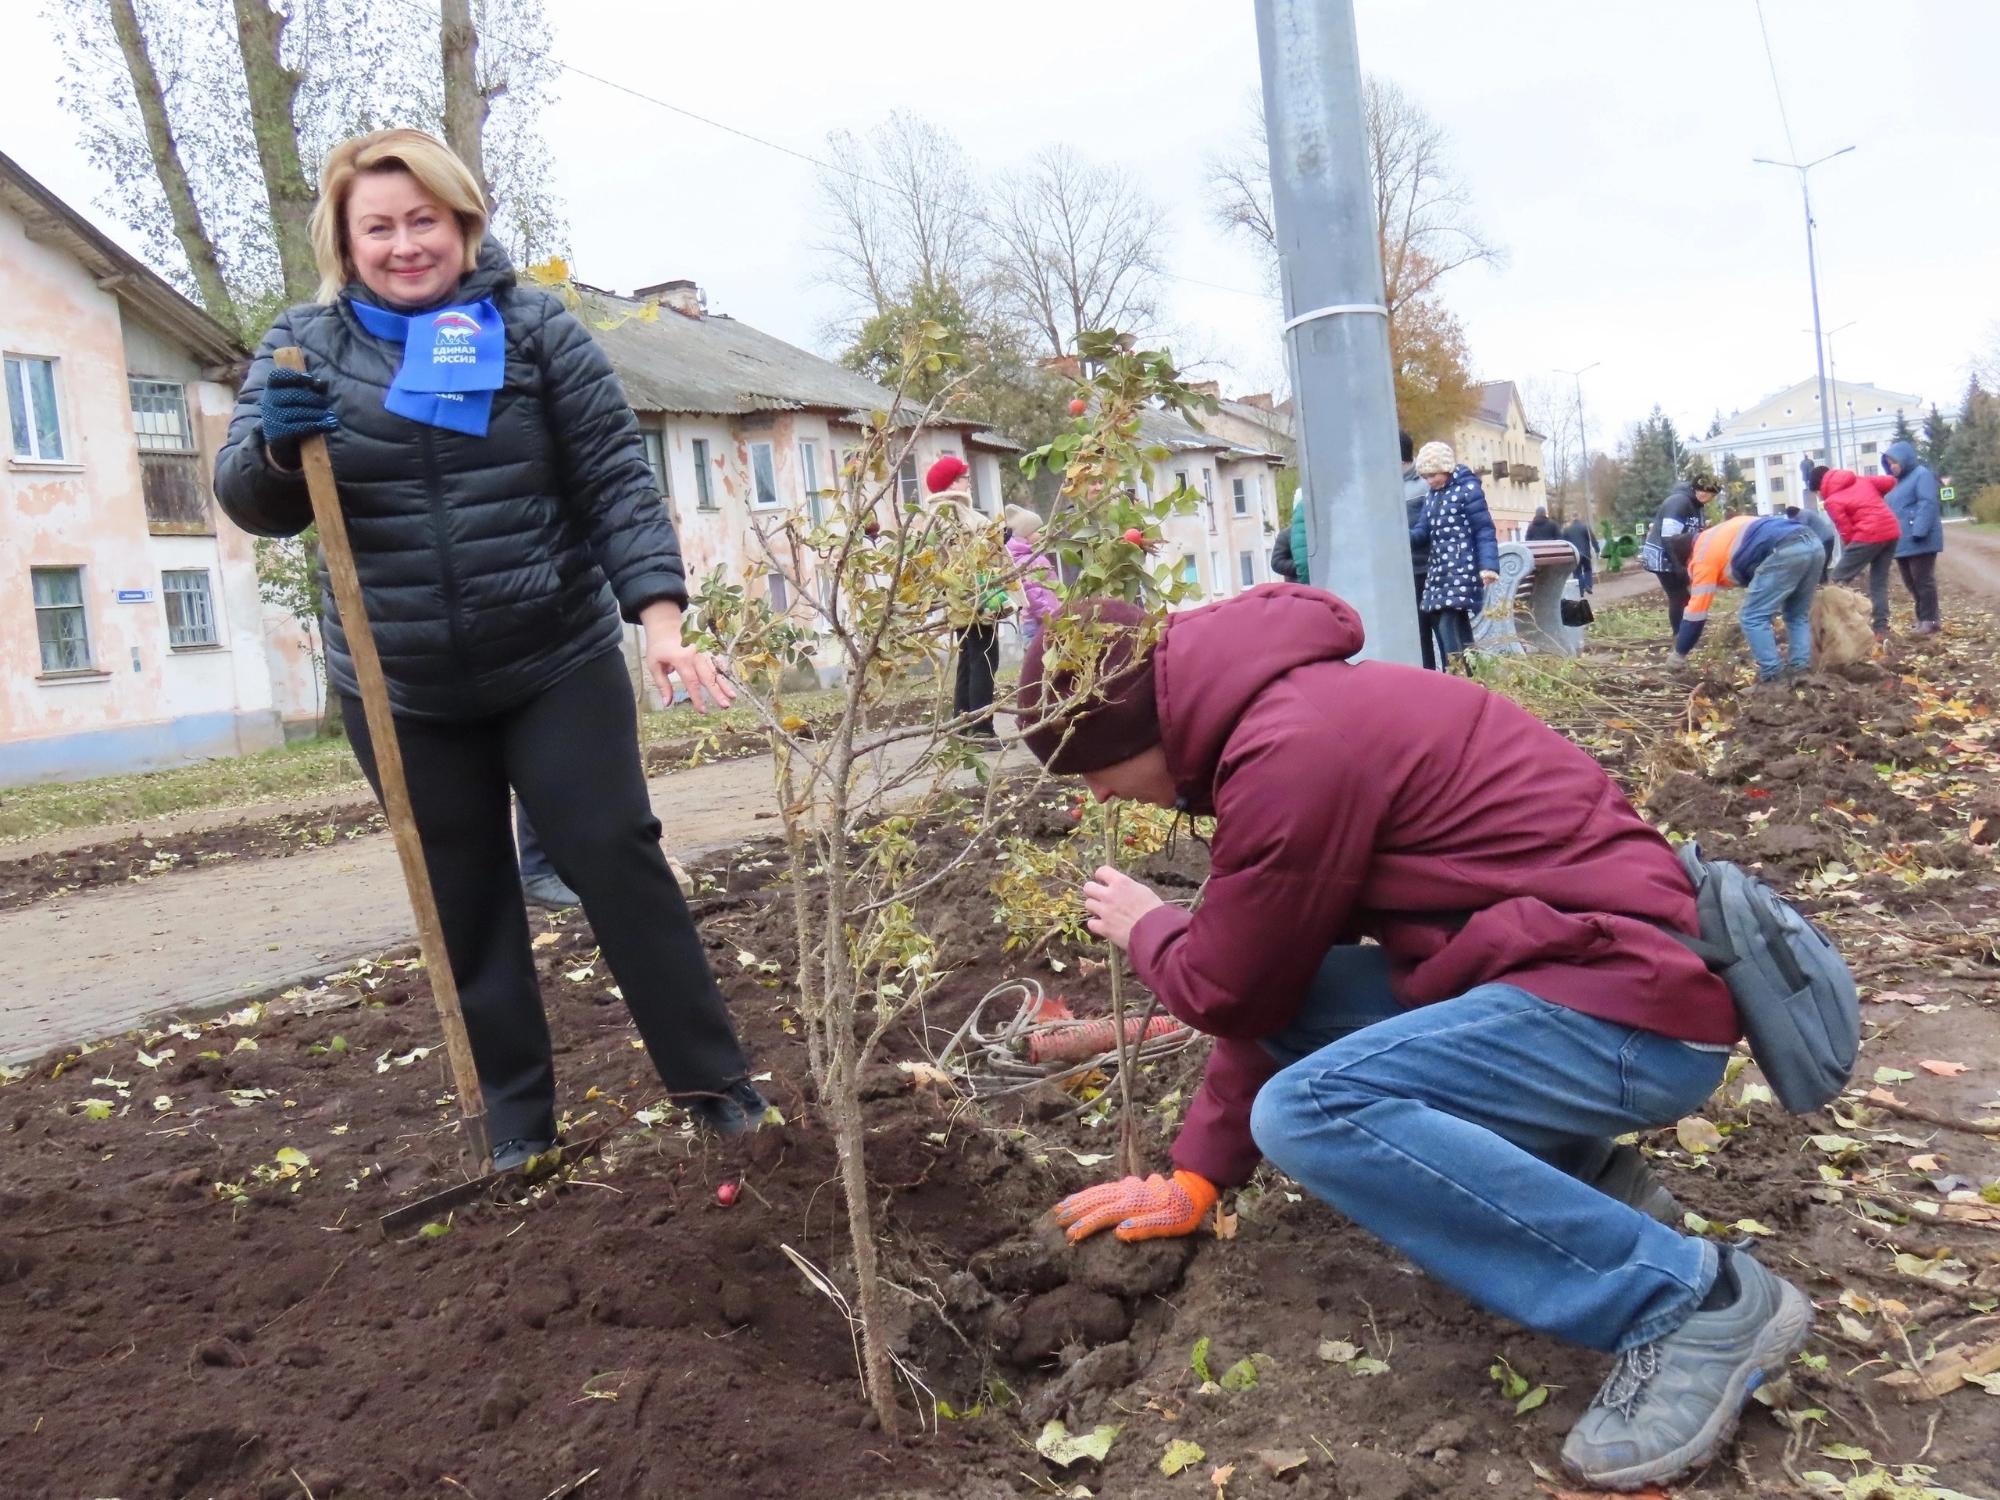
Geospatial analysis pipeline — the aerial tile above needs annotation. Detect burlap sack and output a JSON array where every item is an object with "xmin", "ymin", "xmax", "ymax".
[{"xmin": 1811, "ymin": 585, "xmax": 1876, "ymax": 669}]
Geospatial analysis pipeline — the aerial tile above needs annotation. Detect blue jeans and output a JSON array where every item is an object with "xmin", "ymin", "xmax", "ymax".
[
  {"xmin": 1248, "ymin": 946, "xmax": 1725, "ymax": 1353},
  {"xmin": 1739, "ymin": 532, "xmax": 1821, "ymax": 680},
  {"xmin": 515, "ymin": 799, "xmax": 557, "ymax": 884}
]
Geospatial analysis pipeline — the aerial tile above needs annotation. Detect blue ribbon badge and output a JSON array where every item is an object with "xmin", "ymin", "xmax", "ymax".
[{"xmin": 349, "ymin": 297, "xmax": 506, "ymax": 436}]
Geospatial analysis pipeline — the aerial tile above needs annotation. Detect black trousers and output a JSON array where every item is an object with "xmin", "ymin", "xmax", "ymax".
[
  {"xmin": 1656, "ymin": 573, "xmax": 1692, "ymax": 633},
  {"xmin": 1419, "ymin": 607, "xmax": 1474, "ymax": 669},
  {"xmin": 1830, "ymin": 539, "xmax": 1895, "ymax": 632},
  {"xmin": 1897, "ymin": 553, "xmax": 1940, "ymax": 627},
  {"xmin": 954, "ymin": 624, "xmax": 999, "ymax": 735},
  {"xmin": 341, "ymin": 649, "xmax": 749, "ymax": 1144}
]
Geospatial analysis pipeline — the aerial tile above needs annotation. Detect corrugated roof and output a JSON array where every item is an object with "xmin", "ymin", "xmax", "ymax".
[
  {"xmin": 1139, "ymin": 405, "xmax": 1285, "ymax": 462},
  {"xmin": 586, "ymin": 293, "xmax": 1013, "ymax": 450}
]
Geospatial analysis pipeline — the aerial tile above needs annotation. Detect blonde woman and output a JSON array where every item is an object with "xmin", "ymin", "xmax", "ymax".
[{"xmin": 215, "ymin": 129, "xmax": 767, "ymax": 1165}]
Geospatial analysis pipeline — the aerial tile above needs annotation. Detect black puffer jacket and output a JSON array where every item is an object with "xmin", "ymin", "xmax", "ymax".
[{"xmin": 215, "ymin": 241, "xmax": 684, "ymax": 720}]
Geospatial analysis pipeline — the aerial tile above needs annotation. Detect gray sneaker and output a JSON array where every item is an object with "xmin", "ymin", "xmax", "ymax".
[
  {"xmin": 522, "ymin": 872, "xmax": 580, "ymax": 909},
  {"xmin": 1590, "ymin": 1144, "xmax": 1683, "ymax": 1225},
  {"xmin": 1562, "ymin": 1249, "xmax": 1812, "ymax": 1491}
]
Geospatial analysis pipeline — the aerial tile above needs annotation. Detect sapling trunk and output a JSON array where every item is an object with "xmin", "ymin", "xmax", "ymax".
[{"xmin": 1104, "ymin": 811, "xmax": 1141, "ymax": 1179}]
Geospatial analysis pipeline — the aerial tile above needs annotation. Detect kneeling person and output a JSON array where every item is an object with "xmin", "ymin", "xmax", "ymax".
[{"xmin": 1019, "ymin": 587, "xmax": 1811, "ymax": 1491}]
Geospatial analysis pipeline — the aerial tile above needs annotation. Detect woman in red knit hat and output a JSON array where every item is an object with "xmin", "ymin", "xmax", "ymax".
[{"xmin": 924, "ymin": 454, "xmax": 1006, "ymax": 738}]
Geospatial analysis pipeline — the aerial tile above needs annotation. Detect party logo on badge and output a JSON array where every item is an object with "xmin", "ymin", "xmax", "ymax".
[{"xmin": 431, "ymin": 308, "xmax": 482, "ymax": 364}]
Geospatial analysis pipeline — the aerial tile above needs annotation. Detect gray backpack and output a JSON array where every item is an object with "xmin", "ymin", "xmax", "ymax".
[{"xmin": 1668, "ymin": 842, "xmax": 1859, "ymax": 1114}]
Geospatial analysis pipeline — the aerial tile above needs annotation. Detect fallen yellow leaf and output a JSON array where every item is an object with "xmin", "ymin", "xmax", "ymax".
[{"xmin": 1920, "ymin": 1059, "xmax": 1970, "ymax": 1077}]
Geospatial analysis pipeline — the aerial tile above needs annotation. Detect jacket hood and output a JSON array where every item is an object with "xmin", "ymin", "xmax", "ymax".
[
  {"xmin": 345, "ymin": 235, "xmax": 518, "ymax": 314},
  {"xmin": 1156, "ymin": 584, "xmax": 1366, "ymax": 810},
  {"xmin": 1819, "ymin": 468, "xmax": 1861, "ymax": 497},
  {"xmin": 1664, "ymin": 479, "xmax": 1696, "ymax": 506},
  {"xmin": 1884, "ymin": 439, "xmax": 1922, "ymax": 474}
]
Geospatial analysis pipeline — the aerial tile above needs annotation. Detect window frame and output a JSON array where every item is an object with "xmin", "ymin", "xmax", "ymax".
[
  {"xmin": 749, "ymin": 441, "xmax": 780, "ymax": 509},
  {"xmin": 768, "ymin": 571, "xmax": 790, "ymax": 614},
  {"xmin": 1209, "ymin": 547, "xmax": 1227, "ymax": 595},
  {"xmin": 6, "ymin": 353, "xmax": 68, "ymax": 463},
  {"xmin": 799, "ymin": 439, "xmax": 823, "ymax": 526},
  {"xmin": 1231, "ymin": 476, "xmax": 1248, "ymax": 516},
  {"xmin": 691, "ymin": 437, "xmax": 716, "ymax": 510},
  {"xmin": 128, "ymin": 377, "xmax": 195, "ymax": 454},
  {"xmin": 31, "ymin": 565, "xmax": 93, "ymax": 673},
  {"xmin": 896, "ymin": 454, "xmax": 920, "ymax": 505},
  {"xmin": 640, "ymin": 428, "xmax": 672, "ymax": 501},
  {"xmin": 1238, "ymin": 550, "xmax": 1256, "ymax": 587},
  {"xmin": 161, "ymin": 567, "xmax": 220, "ymax": 649}
]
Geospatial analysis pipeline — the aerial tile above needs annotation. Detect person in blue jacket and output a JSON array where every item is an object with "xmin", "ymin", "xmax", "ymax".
[
  {"xmin": 1881, "ymin": 439, "xmax": 1943, "ymax": 634},
  {"xmin": 1409, "ymin": 441, "xmax": 1500, "ymax": 666}
]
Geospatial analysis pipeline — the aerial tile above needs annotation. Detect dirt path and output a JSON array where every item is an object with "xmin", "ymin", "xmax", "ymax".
[
  {"xmin": 1940, "ymin": 517, "xmax": 2000, "ymax": 596},
  {"xmin": 0, "ymin": 735, "xmax": 985, "ymax": 1064}
]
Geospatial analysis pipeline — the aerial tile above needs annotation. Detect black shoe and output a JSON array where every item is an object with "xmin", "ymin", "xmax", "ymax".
[
  {"xmin": 683, "ymin": 1078, "xmax": 774, "ymax": 1138},
  {"xmin": 492, "ymin": 1136, "xmax": 555, "ymax": 1171},
  {"xmin": 522, "ymin": 872, "xmax": 580, "ymax": 909}
]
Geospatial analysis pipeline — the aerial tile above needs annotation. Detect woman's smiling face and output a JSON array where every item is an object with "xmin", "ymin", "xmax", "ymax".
[{"xmin": 345, "ymin": 169, "xmax": 466, "ymax": 310}]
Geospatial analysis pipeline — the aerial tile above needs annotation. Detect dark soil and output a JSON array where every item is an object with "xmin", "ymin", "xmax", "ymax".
[
  {"xmin": 3, "ymin": 605, "xmax": 1999, "ymax": 1498},
  {"xmin": 0, "ymin": 806, "xmax": 386, "ymax": 913}
]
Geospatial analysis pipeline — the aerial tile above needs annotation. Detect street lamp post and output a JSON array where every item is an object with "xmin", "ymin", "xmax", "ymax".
[
  {"xmin": 1556, "ymin": 362, "xmax": 1600, "ymax": 527},
  {"xmin": 1255, "ymin": 0, "xmax": 1420, "ymax": 664},
  {"xmin": 1756, "ymin": 145, "xmax": 1855, "ymax": 510},
  {"xmin": 1806, "ymin": 320, "xmax": 1858, "ymax": 468}
]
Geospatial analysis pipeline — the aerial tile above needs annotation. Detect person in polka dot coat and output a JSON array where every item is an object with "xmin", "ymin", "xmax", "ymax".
[{"xmin": 1408, "ymin": 441, "xmax": 1500, "ymax": 666}]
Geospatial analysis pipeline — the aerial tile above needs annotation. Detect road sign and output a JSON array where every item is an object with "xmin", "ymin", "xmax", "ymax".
[
  {"xmin": 1941, "ymin": 486, "xmax": 1956, "ymax": 502},
  {"xmin": 115, "ymin": 589, "xmax": 153, "ymax": 603}
]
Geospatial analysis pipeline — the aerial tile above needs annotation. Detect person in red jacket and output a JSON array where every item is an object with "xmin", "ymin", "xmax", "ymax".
[
  {"xmin": 1019, "ymin": 586, "xmax": 1810, "ymax": 1492},
  {"xmin": 1814, "ymin": 464, "xmax": 1900, "ymax": 639}
]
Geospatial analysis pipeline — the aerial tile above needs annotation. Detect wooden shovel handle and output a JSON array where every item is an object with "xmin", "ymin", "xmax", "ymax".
[{"xmin": 275, "ymin": 347, "xmax": 490, "ymax": 1170}]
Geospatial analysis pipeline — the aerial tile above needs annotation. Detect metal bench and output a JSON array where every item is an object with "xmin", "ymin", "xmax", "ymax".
[{"xmin": 1473, "ymin": 540, "xmax": 1585, "ymax": 656}]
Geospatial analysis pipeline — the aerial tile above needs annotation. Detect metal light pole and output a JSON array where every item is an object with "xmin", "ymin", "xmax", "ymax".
[
  {"xmin": 1557, "ymin": 362, "xmax": 1600, "ymax": 527},
  {"xmin": 1756, "ymin": 145, "xmax": 1854, "ymax": 511},
  {"xmin": 1255, "ymin": 0, "xmax": 1420, "ymax": 665},
  {"xmin": 1805, "ymin": 320, "xmax": 1857, "ymax": 467}
]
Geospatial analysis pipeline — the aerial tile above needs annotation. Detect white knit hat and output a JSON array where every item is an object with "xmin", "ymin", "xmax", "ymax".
[
  {"xmin": 1003, "ymin": 504, "xmax": 1043, "ymax": 535},
  {"xmin": 1413, "ymin": 441, "xmax": 1456, "ymax": 476}
]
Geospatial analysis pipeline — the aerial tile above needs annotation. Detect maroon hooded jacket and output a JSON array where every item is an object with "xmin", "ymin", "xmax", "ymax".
[{"xmin": 1126, "ymin": 585, "xmax": 1738, "ymax": 1187}]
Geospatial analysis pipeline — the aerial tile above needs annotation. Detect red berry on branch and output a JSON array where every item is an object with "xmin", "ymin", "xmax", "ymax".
[
  {"xmin": 1068, "ymin": 398, "xmax": 1088, "ymax": 417},
  {"xmin": 1122, "ymin": 528, "xmax": 1145, "ymax": 545}
]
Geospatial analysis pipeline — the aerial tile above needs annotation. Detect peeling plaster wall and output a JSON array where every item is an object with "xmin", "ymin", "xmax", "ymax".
[{"xmin": 0, "ymin": 197, "xmax": 301, "ymax": 785}]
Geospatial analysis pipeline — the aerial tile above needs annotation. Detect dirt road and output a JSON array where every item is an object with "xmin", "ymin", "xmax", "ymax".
[{"xmin": 0, "ymin": 737, "xmax": 980, "ymax": 1064}]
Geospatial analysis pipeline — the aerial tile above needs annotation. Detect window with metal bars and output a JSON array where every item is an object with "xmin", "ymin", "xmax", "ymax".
[
  {"xmin": 31, "ymin": 567, "xmax": 91, "ymax": 672},
  {"xmin": 162, "ymin": 568, "xmax": 218, "ymax": 647},
  {"xmin": 128, "ymin": 378, "xmax": 194, "ymax": 452}
]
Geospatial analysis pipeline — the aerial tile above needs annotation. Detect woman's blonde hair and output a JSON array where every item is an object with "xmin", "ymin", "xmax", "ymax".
[{"xmin": 309, "ymin": 129, "xmax": 487, "ymax": 302}]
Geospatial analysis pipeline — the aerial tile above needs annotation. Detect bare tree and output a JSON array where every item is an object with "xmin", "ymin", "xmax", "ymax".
[
  {"xmin": 815, "ymin": 112, "xmax": 991, "ymax": 330},
  {"xmin": 1206, "ymin": 81, "xmax": 1500, "ymax": 319},
  {"xmin": 231, "ymin": 0, "xmax": 317, "ymax": 302},
  {"xmin": 439, "ymin": 0, "xmax": 487, "ymax": 197},
  {"xmin": 1521, "ymin": 375, "xmax": 1583, "ymax": 513},
  {"xmin": 986, "ymin": 145, "xmax": 1170, "ymax": 360},
  {"xmin": 102, "ymin": 0, "xmax": 240, "ymax": 328},
  {"xmin": 49, "ymin": 0, "xmax": 565, "ymax": 335}
]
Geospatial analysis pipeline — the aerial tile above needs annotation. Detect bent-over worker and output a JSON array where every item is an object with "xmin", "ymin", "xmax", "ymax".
[{"xmin": 1018, "ymin": 586, "xmax": 1811, "ymax": 1492}]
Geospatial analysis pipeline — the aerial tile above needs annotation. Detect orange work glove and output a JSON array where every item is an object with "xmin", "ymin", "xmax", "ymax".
[{"xmin": 1053, "ymin": 1170, "xmax": 1219, "ymax": 1243}]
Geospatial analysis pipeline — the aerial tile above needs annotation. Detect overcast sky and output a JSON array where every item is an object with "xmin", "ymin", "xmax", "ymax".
[{"xmin": 7, "ymin": 0, "xmax": 1996, "ymax": 452}]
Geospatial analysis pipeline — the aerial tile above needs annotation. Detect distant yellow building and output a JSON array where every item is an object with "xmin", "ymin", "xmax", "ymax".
[{"xmin": 1450, "ymin": 381, "xmax": 1549, "ymax": 541}]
